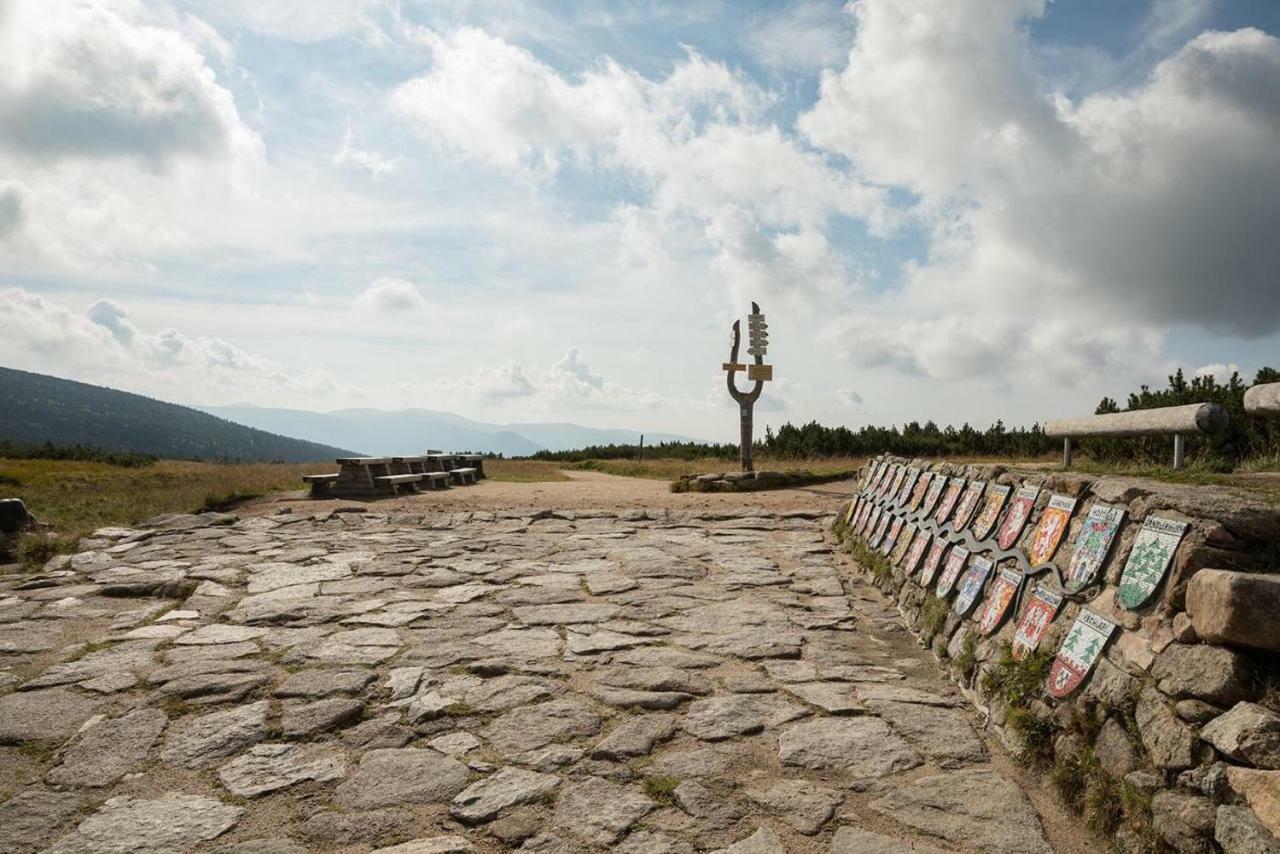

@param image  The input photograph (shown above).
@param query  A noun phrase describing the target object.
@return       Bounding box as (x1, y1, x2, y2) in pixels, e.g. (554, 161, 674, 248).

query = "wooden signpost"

(725, 302, 773, 472)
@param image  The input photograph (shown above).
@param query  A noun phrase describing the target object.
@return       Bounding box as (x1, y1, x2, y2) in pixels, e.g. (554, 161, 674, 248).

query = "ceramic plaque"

(1028, 494, 1078, 565)
(919, 474, 947, 517)
(1047, 609, 1117, 698)
(918, 539, 949, 587)
(908, 472, 933, 511)
(880, 517, 905, 555)
(971, 484, 1011, 541)
(903, 529, 932, 577)
(935, 546, 970, 597)
(899, 468, 922, 507)
(978, 567, 1023, 634)
(996, 486, 1040, 550)
(1012, 584, 1064, 661)
(1116, 517, 1188, 610)
(1065, 504, 1126, 593)
(868, 510, 890, 547)
(954, 556, 994, 617)
(853, 500, 872, 535)
(933, 478, 965, 525)
(951, 480, 986, 531)
(843, 498, 861, 527)
(890, 523, 917, 565)
(884, 466, 905, 499)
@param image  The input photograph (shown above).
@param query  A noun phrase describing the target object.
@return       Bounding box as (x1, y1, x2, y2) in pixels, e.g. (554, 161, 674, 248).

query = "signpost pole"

(724, 302, 771, 473)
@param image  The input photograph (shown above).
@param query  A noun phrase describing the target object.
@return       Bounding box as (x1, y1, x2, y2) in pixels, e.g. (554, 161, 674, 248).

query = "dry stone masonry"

(0, 503, 1084, 853)
(840, 456, 1280, 854)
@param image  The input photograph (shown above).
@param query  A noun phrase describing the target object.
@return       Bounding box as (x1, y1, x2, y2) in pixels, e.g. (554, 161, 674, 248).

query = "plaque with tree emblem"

(1028, 494, 1078, 565)
(919, 474, 947, 517)
(1012, 584, 1064, 661)
(918, 539, 949, 587)
(933, 478, 965, 526)
(951, 480, 986, 531)
(1047, 609, 1117, 698)
(1116, 517, 1188, 610)
(954, 556, 994, 617)
(996, 486, 1040, 550)
(903, 529, 932, 577)
(1064, 504, 1126, 593)
(971, 484, 1011, 541)
(978, 567, 1022, 634)
(880, 516, 905, 555)
(935, 545, 971, 597)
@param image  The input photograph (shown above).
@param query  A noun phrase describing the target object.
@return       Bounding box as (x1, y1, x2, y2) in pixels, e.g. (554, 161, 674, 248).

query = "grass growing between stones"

(1051, 748, 1166, 850)
(643, 776, 679, 805)
(953, 630, 979, 683)
(983, 645, 1052, 708)
(920, 596, 949, 641)
(847, 538, 895, 589)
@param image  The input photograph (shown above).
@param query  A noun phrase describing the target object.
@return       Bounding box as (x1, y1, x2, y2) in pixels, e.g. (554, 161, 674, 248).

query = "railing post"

(1062, 437, 1072, 468)
(1173, 434, 1186, 471)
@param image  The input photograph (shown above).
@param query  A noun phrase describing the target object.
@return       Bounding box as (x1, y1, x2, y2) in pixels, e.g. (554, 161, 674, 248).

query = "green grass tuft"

(643, 776, 679, 805)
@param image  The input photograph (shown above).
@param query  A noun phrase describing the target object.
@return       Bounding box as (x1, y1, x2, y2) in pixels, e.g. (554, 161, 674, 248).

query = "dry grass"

(567, 455, 866, 481)
(485, 459, 570, 483)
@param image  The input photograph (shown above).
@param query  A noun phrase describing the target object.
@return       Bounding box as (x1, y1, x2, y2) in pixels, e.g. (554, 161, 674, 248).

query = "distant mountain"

(199, 404, 701, 457)
(0, 367, 356, 462)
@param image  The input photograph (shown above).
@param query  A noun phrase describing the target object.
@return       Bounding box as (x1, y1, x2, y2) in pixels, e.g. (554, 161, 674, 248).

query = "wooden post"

(638, 434, 644, 462)
(1062, 437, 1072, 468)
(725, 303, 766, 473)
(1173, 434, 1186, 471)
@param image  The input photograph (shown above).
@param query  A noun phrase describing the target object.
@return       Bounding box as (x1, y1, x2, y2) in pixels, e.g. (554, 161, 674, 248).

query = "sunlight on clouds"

(354, 277, 426, 313)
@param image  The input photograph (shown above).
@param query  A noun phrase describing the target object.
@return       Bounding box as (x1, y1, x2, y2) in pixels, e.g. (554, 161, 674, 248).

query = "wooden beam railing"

(1045, 403, 1228, 470)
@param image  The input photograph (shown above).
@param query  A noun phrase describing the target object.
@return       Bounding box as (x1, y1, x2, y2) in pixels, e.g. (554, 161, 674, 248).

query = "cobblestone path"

(1, 507, 1064, 853)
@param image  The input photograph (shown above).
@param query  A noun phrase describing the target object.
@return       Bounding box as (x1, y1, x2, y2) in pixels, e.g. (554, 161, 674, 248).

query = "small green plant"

(848, 539, 894, 587)
(16, 533, 67, 571)
(953, 630, 979, 682)
(1050, 753, 1087, 812)
(920, 595, 949, 640)
(982, 644, 1052, 709)
(1006, 705, 1055, 767)
(197, 490, 262, 513)
(643, 776, 679, 805)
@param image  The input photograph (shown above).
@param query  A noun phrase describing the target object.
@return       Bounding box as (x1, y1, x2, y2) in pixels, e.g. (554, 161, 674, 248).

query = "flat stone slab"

(0, 688, 99, 744)
(451, 766, 560, 824)
(160, 700, 268, 768)
(334, 748, 470, 809)
(512, 603, 621, 624)
(828, 827, 951, 853)
(778, 716, 922, 778)
(46, 708, 167, 787)
(43, 793, 243, 853)
(553, 777, 654, 845)
(218, 743, 346, 797)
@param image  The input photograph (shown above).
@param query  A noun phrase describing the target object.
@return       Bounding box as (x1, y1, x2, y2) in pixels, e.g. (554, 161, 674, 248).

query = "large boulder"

(1152, 643, 1257, 707)
(1187, 570, 1280, 653)
(1203, 704, 1280, 770)
(0, 498, 32, 533)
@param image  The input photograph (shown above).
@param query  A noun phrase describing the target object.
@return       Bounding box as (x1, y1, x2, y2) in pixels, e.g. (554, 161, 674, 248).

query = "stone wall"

(835, 456, 1280, 854)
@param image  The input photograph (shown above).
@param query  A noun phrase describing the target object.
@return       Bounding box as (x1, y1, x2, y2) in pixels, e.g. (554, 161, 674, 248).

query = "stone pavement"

(1, 506, 1065, 853)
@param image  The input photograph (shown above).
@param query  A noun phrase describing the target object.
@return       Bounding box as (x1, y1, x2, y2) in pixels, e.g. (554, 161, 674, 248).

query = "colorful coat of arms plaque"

(934, 478, 965, 525)
(890, 523, 917, 565)
(996, 486, 1040, 550)
(978, 567, 1023, 634)
(1028, 494, 1078, 565)
(853, 500, 874, 535)
(1116, 517, 1188, 609)
(954, 556, 994, 617)
(919, 475, 947, 517)
(918, 539, 948, 587)
(868, 510, 890, 547)
(843, 498, 861, 527)
(1065, 504, 1126, 592)
(903, 529, 931, 576)
(881, 517, 905, 555)
(1047, 609, 1117, 698)
(951, 480, 986, 531)
(897, 468, 920, 506)
(1012, 584, 1064, 661)
(907, 471, 931, 511)
(935, 545, 971, 597)
(867, 461, 887, 493)
(884, 466, 904, 499)
(971, 484, 1011, 540)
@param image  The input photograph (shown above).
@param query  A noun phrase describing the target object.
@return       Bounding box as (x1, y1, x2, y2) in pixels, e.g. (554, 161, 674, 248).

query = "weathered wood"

(1045, 403, 1227, 438)
(1244, 382, 1280, 416)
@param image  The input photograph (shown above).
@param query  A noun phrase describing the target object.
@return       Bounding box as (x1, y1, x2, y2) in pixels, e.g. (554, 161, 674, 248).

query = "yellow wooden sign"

(748, 364, 773, 381)
(722, 362, 747, 372)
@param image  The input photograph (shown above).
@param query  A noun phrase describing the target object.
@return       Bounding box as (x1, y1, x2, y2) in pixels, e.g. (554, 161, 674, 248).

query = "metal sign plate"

(997, 486, 1041, 550)
(880, 517, 905, 555)
(920, 474, 947, 517)
(954, 556, 995, 617)
(747, 364, 772, 381)
(908, 472, 932, 511)
(1047, 609, 1118, 698)
(1116, 517, 1188, 610)
(722, 362, 747, 372)
(1028, 494, 1078, 565)
(978, 567, 1023, 634)
(1012, 584, 1064, 661)
(897, 468, 921, 506)
(890, 523, 917, 566)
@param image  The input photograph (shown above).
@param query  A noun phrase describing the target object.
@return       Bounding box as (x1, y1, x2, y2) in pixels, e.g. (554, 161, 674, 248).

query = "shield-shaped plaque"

(907, 471, 931, 511)
(867, 460, 887, 493)
(1012, 584, 1064, 661)
(978, 567, 1023, 634)
(868, 510, 890, 547)
(1065, 504, 1126, 593)
(1047, 609, 1118, 698)
(997, 486, 1040, 550)
(919, 474, 947, 517)
(954, 556, 994, 617)
(890, 523, 917, 565)
(951, 480, 986, 531)
(880, 517, 905, 555)
(971, 484, 1011, 541)
(918, 539, 949, 587)
(903, 529, 931, 577)
(1028, 494, 1078, 565)
(1116, 517, 1188, 610)
(857, 500, 878, 535)
(852, 501, 872, 535)
(935, 546, 971, 597)
(933, 478, 965, 525)
(883, 465, 904, 498)
(898, 468, 921, 507)
(843, 498, 861, 527)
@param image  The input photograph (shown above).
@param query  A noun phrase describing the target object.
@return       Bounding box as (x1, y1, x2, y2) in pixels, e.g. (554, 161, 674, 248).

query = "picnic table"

(303, 452, 483, 498)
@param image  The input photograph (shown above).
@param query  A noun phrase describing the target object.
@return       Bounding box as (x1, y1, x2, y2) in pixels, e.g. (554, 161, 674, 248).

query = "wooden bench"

(302, 473, 339, 497)
(448, 467, 478, 485)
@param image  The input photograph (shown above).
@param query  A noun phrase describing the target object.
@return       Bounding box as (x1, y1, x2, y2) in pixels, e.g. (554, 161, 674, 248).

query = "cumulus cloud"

(1194, 362, 1242, 383)
(837, 388, 864, 407)
(354, 277, 426, 313)
(333, 125, 400, 177)
(744, 1, 853, 73)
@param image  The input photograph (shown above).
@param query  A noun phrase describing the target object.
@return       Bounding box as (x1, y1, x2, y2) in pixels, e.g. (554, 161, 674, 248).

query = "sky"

(1, 0, 1279, 442)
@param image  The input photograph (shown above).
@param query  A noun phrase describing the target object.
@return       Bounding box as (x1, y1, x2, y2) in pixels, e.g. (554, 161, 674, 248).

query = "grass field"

(565, 456, 866, 481)
(486, 459, 570, 482)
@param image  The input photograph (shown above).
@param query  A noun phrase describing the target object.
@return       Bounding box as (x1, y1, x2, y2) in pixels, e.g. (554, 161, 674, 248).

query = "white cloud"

(177, 0, 388, 44)
(354, 277, 426, 313)
(837, 388, 863, 407)
(333, 125, 400, 177)
(1194, 362, 1241, 383)
(745, 0, 853, 73)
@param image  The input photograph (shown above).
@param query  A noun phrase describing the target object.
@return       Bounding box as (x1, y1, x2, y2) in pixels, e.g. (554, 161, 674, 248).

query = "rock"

(370, 836, 475, 853)
(0, 497, 32, 533)
(1226, 767, 1280, 838)
(481, 699, 602, 754)
(431, 731, 482, 756)
(778, 716, 921, 778)
(281, 697, 363, 737)
(1085, 656, 1141, 708)
(489, 807, 543, 844)
(451, 767, 560, 824)
(1173, 612, 1199, 643)
(173, 624, 268, 645)
(46, 708, 167, 787)
(1203, 703, 1280, 769)
(712, 827, 784, 854)
(273, 668, 375, 697)
(512, 603, 620, 625)
(1153, 643, 1257, 706)
(0, 687, 98, 744)
(1137, 686, 1197, 770)
(683, 695, 769, 740)
(1152, 791, 1216, 854)
(828, 827, 950, 854)
(615, 830, 695, 854)
(869, 768, 1053, 854)
(44, 793, 243, 853)
(1093, 717, 1141, 778)
(298, 808, 414, 845)
(595, 666, 713, 696)
(1187, 570, 1280, 652)
(1216, 805, 1280, 854)
(217, 743, 345, 797)
(0, 789, 82, 854)
(160, 700, 269, 768)
(553, 777, 653, 845)
(782, 681, 863, 714)
(671, 780, 742, 830)
(334, 748, 470, 809)
(221, 840, 310, 854)
(1178, 699, 1226, 724)
(864, 700, 984, 767)
(746, 779, 842, 834)
(591, 714, 677, 759)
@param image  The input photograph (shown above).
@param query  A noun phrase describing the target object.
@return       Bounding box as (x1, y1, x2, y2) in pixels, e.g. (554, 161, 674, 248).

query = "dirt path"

(0, 479, 1092, 853)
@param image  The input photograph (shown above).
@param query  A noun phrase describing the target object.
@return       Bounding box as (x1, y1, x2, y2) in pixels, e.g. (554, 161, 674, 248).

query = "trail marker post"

(723, 302, 773, 472)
